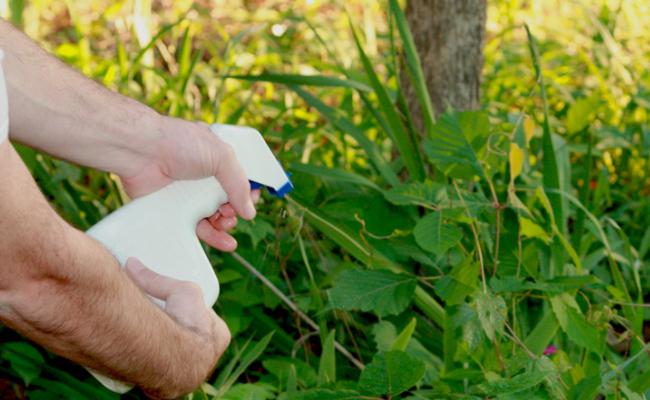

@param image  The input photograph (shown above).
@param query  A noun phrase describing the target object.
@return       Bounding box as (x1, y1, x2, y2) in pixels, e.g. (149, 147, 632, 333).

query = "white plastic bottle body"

(87, 177, 227, 306)
(85, 177, 228, 393)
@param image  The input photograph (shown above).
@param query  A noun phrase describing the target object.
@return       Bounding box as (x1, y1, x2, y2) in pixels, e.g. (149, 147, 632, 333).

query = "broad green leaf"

(2, 342, 44, 385)
(228, 73, 372, 91)
(221, 383, 276, 400)
(288, 198, 446, 327)
(519, 217, 551, 244)
(237, 218, 274, 249)
(329, 269, 417, 317)
(358, 351, 426, 396)
(384, 181, 448, 207)
(318, 331, 336, 386)
(550, 294, 604, 355)
(391, 318, 417, 352)
(435, 257, 479, 305)
(414, 211, 463, 256)
(424, 111, 489, 180)
(474, 357, 556, 395)
(473, 292, 507, 341)
(566, 96, 599, 134)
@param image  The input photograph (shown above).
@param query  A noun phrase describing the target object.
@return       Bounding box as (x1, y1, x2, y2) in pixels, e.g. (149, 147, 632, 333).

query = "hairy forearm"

(0, 19, 160, 177)
(0, 143, 216, 396)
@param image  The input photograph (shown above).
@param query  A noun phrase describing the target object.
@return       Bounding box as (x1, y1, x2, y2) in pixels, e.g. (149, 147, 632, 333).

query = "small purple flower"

(543, 344, 558, 356)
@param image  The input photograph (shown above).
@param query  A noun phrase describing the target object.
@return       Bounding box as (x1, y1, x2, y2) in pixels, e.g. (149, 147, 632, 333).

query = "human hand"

(119, 117, 260, 252)
(125, 257, 230, 397)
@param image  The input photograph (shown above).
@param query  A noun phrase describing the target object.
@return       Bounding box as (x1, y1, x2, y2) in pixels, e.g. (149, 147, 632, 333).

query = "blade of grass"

(227, 73, 372, 92)
(349, 18, 425, 181)
(389, 0, 436, 132)
(525, 25, 564, 232)
(290, 85, 399, 187)
(525, 25, 566, 280)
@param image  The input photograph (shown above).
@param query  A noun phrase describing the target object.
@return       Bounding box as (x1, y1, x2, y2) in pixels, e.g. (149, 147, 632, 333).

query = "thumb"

(125, 257, 178, 301)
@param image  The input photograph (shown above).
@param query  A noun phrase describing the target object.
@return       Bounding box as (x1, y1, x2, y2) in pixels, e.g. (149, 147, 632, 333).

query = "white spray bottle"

(85, 124, 293, 393)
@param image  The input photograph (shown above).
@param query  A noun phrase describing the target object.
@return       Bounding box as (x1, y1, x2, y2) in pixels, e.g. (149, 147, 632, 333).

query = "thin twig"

(231, 252, 365, 370)
(453, 181, 487, 293)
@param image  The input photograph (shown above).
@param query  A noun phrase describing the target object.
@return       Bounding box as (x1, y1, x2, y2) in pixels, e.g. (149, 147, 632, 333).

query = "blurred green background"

(1, 0, 650, 398)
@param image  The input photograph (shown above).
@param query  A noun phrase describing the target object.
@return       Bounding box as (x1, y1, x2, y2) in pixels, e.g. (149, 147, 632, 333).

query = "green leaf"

(291, 86, 399, 186)
(214, 332, 275, 396)
(2, 342, 44, 385)
(318, 331, 336, 386)
(384, 181, 448, 207)
(350, 20, 425, 181)
(221, 383, 275, 400)
(434, 257, 479, 305)
(423, 111, 489, 180)
(291, 163, 381, 191)
(329, 269, 417, 317)
(228, 73, 372, 91)
(293, 389, 362, 400)
(550, 294, 604, 355)
(566, 96, 599, 134)
(237, 218, 274, 249)
(289, 197, 446, 327)
(473, 291, 507, 341)
(474, 357, 556, 395)
(519, 217, 551, 244)
(388, 0, 436, 133)
(358, 351, 425, 396)
(414, 211, 463, 256)
(391, 318, 417, 352)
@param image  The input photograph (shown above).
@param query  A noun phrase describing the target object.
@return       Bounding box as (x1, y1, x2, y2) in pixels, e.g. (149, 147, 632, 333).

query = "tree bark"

(403, 0, 486, 124)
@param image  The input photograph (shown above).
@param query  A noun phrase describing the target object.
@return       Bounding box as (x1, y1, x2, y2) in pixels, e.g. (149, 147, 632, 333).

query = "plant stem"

(231, 252, 366, 370)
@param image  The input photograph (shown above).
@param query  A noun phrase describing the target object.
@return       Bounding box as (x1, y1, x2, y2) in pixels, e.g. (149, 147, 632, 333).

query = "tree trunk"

(403, 0, 486, 125)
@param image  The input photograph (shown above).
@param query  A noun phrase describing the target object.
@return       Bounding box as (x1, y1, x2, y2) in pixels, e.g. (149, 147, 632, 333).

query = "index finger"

(213, 139, 256, 220)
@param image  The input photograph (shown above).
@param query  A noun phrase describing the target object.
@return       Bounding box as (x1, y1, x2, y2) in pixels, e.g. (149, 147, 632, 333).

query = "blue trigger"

(249, 175, 293, 198)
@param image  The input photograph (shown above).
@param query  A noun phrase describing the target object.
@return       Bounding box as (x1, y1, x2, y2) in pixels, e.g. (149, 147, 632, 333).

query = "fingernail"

(245, 200, 256, 219)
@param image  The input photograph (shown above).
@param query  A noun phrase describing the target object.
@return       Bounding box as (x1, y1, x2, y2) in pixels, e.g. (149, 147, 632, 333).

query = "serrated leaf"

(358, 351, 425, 396)
(474, 357, 556, 395)
(435, 257, 479, 305)
(329, 269, 417, 317)
(384, 181, 448, 207)
(474, 291, 507, 341)
(414, 211, 462, 256)
(423, 111, 489, 180)
(550, 294, 604, 355)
